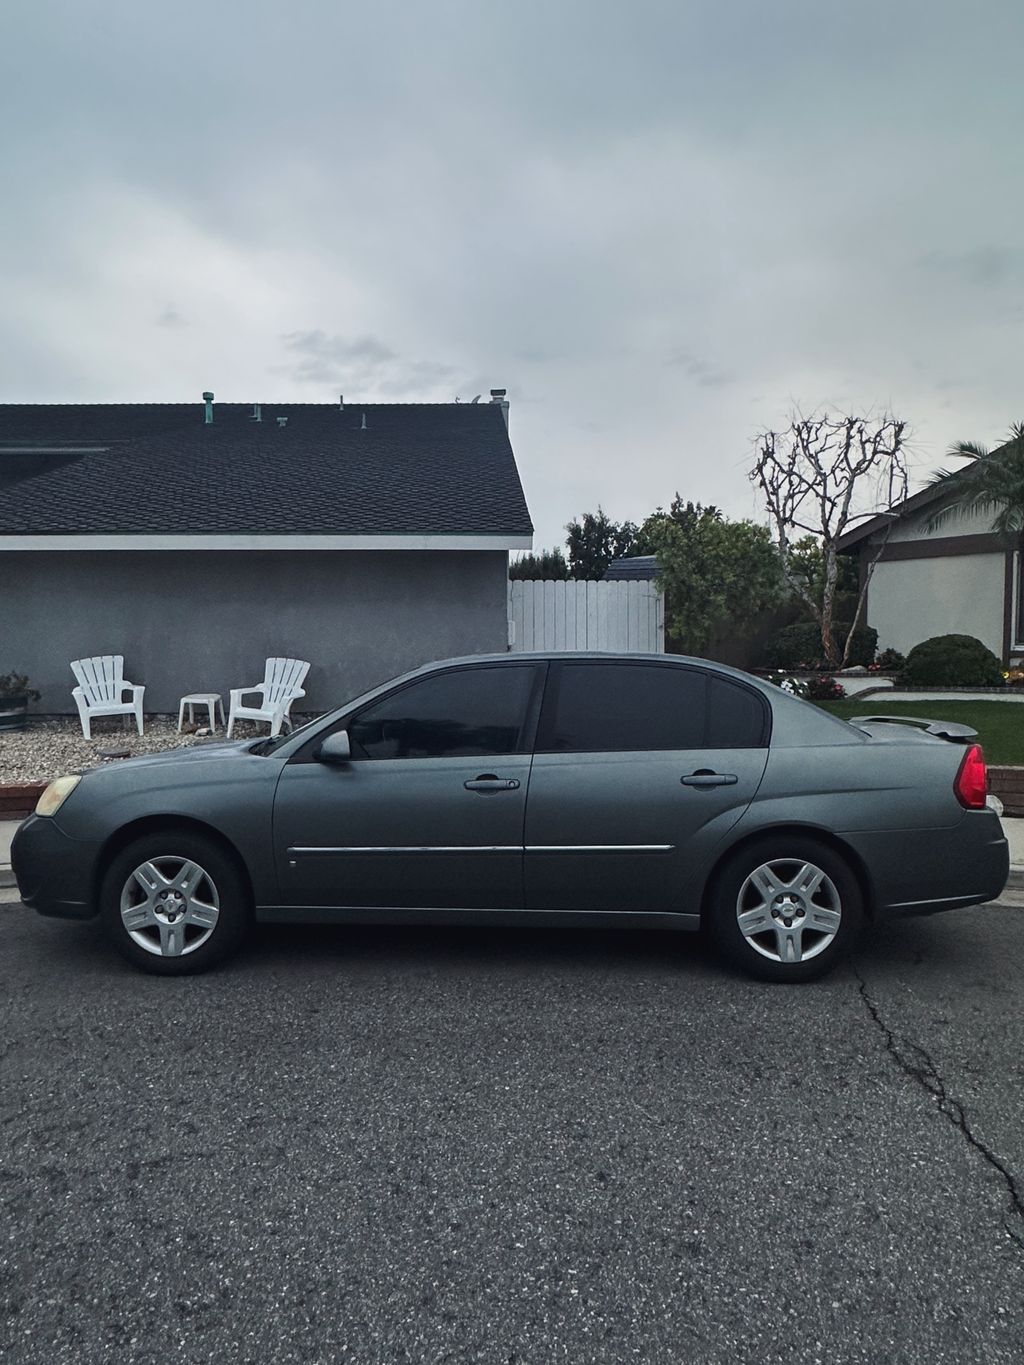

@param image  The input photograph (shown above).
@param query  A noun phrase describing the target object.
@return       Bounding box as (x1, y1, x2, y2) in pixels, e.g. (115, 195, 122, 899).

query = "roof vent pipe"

(361, 412, 367, 430)
(277, 415, 288, 428)
(203, 391, 214, 424)
(251, 403, 261, 422)
(339, 394, 344, 408)
(489, 388, 509, 430)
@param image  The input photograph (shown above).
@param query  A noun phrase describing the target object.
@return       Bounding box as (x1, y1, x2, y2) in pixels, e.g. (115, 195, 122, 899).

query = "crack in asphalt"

(855, 967, 1024, 1248)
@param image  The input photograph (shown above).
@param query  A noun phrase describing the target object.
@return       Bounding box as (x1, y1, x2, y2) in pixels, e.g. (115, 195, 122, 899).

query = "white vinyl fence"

(508, 579, 665, 653)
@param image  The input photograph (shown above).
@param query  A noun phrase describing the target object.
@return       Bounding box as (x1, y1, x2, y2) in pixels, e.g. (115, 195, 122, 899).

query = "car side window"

(538, 662, 706, 752)
(705, 675, 768, 747)
(348, 666, 537, 760)
(537, 662, 768, 752)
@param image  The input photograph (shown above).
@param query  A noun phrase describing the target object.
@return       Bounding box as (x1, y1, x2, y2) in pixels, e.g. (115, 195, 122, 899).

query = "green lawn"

(815, 699, 1024, 765)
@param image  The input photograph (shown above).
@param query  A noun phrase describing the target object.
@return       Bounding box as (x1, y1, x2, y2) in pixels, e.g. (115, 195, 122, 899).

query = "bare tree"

(751, 412, 909, 668)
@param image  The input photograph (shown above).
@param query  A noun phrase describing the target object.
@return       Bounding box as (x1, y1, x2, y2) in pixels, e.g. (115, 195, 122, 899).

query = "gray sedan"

(11, 653, 1009, 982)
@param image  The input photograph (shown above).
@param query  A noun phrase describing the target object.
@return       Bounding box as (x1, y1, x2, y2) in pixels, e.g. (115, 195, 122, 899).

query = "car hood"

(80, 739, 260, 775)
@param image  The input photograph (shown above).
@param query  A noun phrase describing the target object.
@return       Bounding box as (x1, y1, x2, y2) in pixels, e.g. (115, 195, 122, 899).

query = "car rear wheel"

(100, 831, 250, 975)
(708, 836, 863, 983)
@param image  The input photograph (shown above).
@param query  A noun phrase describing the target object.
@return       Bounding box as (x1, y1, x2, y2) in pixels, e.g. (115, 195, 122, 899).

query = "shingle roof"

(835, 434, 1019, 552)
(0, 402, 533, 538)
(603, 555, 659, 581)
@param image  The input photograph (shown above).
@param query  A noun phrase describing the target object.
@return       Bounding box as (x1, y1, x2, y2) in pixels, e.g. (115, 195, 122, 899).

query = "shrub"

(902, 634, 1004, 687)
(803, 675, 846, 701)
(0, 672, 40, 701)
(762, 622, 878, 670)
(876, 647, 906, 673)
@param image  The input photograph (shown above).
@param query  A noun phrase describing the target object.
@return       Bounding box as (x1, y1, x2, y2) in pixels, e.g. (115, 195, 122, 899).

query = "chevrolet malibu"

(12, 653, 1009, 982)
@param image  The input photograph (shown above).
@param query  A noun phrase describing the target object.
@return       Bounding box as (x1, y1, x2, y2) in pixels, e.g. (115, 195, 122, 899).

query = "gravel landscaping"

(0, 716, 278, 785)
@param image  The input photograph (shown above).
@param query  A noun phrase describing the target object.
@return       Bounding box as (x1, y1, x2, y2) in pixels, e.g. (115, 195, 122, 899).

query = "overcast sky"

(2, 1, 1023, 548)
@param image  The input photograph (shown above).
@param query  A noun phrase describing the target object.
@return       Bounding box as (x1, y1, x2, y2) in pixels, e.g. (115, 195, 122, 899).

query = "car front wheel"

(100, 830, 250, 975)
(708, 836, 863, 983)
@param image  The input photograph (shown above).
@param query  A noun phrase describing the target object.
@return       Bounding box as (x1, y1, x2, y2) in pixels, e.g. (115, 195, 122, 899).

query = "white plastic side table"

(177, 692, 226, 733)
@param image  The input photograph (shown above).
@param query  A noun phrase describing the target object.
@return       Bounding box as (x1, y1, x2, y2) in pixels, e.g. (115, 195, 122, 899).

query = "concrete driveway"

(1, 902, 1023, 1364)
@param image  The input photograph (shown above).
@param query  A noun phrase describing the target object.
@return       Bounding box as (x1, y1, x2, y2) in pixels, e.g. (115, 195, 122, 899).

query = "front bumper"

(11, 814, 102, 920)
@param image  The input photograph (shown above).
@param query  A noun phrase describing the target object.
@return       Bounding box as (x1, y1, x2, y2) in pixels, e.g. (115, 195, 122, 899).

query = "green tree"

(635, 496, 722, 553)
(926, 422, 1024, 543)
(509, 547, 570, 580)
(785, 534, 859, 607)
(565, 508, 639, 579)
(644, 514, 785, 654)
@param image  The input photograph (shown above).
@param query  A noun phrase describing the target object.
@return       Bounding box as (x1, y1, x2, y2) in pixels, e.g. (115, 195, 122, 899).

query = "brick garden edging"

(987, 768, 1024, 818)
(0, 783, 45, 820)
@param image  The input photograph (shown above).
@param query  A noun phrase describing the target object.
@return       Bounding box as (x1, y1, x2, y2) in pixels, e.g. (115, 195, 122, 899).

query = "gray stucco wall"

(1, 550, 510, 714)
(867, 554, 1005, 660)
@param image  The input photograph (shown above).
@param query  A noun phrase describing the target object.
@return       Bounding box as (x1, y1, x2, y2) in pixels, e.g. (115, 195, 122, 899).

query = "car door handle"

(464, 776, 521, 792)
(681, 771, 738, 788)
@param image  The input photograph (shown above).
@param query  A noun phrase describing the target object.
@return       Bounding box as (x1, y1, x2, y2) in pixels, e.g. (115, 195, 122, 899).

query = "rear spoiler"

(854, 715, 979, 743)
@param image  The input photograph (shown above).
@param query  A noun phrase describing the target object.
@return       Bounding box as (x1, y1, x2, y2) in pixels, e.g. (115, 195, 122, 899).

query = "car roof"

(424, 651, 761, 683)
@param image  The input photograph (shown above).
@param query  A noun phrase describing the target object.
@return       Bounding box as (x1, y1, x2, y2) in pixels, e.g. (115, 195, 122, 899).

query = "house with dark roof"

(0, 392, 533, 713)
(837, 474, 1019, 665)
(603, 555, 659, 582)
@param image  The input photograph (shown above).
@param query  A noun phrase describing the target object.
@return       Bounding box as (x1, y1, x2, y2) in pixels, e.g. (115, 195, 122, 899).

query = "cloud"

(919, 246, 1024, 289)
(665, 349, 733, 388)
(3, 0, 1024, 547)
(278, 331, 457, 395)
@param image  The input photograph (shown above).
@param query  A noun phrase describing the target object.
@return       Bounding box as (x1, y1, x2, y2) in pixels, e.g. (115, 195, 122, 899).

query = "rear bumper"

(11, 814, 101, 920)
(844, 810, 1009, 920)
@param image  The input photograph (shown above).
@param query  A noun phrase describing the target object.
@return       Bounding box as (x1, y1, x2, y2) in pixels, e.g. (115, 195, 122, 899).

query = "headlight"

(35, 775, 82, 817)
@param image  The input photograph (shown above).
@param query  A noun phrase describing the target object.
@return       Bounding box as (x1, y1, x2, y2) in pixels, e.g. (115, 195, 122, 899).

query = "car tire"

(707, 835, 863, 983)
(100, 830, 251, 975)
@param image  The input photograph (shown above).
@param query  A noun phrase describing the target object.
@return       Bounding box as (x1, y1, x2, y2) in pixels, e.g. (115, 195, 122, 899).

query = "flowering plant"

(803, 674, 846, 701)
(762, 670, 806, 695)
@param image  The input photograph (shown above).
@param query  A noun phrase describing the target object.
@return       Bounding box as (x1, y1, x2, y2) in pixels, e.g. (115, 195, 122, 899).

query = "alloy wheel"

(735, 858, 842, 965)
(119, 856, 221, 958)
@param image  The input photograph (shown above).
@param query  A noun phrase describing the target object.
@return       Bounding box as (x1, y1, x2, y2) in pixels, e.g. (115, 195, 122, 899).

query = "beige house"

(838, 484, 1018, 665)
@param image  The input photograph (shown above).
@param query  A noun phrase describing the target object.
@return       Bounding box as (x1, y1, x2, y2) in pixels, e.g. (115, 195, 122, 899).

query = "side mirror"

(317, 730, 351, 764)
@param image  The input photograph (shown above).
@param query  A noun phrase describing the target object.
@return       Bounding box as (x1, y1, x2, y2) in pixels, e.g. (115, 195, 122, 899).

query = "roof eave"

(835, 481, 954, 552)
(0, 533, 534, 552)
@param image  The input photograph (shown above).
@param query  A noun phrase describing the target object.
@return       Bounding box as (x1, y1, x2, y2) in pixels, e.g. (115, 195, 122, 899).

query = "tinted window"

(539, 663, 706, 752)
(349, 666, 535, 760)
(538, 663, 768, 752)
(706, 676, 768, 748)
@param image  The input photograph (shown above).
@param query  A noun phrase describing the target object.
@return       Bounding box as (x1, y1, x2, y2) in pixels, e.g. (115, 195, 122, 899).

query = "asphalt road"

(2, 901, 1024, 1365)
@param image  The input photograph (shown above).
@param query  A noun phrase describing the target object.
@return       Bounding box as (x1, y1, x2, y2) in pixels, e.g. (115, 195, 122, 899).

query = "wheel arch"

(94, 815, 255, 910)
(699, 823, 875, 926)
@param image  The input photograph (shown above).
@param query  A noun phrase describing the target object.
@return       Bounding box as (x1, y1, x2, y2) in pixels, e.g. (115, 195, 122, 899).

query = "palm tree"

(926, 422, 1024, 537)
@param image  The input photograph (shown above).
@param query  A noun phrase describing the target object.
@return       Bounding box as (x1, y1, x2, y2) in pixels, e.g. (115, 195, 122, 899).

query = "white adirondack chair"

(70, 655, 145, 739)
(227, 657, 310, 737)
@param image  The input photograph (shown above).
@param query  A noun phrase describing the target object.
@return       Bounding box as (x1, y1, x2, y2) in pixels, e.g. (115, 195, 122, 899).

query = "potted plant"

(0, 673, 42, 732)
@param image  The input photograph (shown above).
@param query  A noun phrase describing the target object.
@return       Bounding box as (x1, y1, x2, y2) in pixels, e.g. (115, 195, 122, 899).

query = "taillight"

(954, 743, 988, 809)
